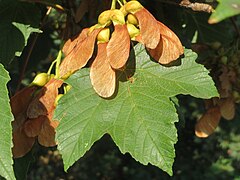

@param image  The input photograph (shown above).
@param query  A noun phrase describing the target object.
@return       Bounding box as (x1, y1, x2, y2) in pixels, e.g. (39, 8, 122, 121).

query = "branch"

(180, 0, 214, 13)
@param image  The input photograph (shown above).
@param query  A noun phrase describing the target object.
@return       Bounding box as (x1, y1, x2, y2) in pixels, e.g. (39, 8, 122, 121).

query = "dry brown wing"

(218, 96, 235, 120)
(23, 116, 46, 137)
(27, 79, 63, 119)
(62, 28, 89, 56)
(134, 8, 161, 49)
(90, 43, 116, 98)
(11, 86, 37, 130)
(59, 28, 102, 78)
(107, 24, 130, 69)
(148, 22, 183, 64)
(195, 107, 221, 138)
(12, 127, 35, 158)
(38, 119, 59, 147)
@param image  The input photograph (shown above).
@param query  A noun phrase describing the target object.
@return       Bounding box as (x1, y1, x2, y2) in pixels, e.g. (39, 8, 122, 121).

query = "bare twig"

(15, 8, 52, 93)
(230, 17, 240, 38)
(180, 0, 214, 13)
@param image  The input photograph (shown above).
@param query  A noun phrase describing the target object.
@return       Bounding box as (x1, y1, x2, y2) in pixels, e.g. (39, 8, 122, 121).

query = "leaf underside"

(0, 64, 15, 180)
(54, 44, 218, 175)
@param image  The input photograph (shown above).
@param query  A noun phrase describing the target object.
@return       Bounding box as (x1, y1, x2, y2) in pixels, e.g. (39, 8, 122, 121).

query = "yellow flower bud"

(127, 23, 140, 38)
(97, 28, 110, 43)
(127, 13, 138, 25)
(31, 73, 49, 86)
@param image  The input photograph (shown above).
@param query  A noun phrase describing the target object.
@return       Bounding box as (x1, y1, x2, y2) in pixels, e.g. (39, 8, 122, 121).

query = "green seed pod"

(125, 1, 143, 14)
(31, 73, 49, 86)
(127, 13, 138, 25)
(98, 10, 112, 26)
(110, 9, 125, 25)
(97, 28, 110, 43)
(127, 23, 140, 38)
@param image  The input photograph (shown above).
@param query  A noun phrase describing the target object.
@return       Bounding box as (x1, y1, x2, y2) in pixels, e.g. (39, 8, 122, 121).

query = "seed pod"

(97, 28, 110, 43)
(110, 9, 125, 25)
(127, 13, 138, 25)
(31, 73, 49, 86)
(98, 10, 112, 26)
(127, 23, 140, 38)
(125, 1, 143, 14)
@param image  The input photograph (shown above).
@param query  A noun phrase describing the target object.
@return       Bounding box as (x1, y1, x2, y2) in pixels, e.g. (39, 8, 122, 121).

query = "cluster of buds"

(59, 0, 184, 98)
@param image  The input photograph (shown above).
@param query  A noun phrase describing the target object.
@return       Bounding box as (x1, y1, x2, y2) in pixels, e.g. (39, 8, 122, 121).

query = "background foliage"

(1, 0, 240, 179)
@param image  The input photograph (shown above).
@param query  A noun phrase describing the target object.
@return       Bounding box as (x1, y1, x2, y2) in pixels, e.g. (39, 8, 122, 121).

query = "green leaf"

(0, 64, 15, 180)
(55, 44, 218, 175)
(0, 0, 41, 66)
(209, 0, 240, 24)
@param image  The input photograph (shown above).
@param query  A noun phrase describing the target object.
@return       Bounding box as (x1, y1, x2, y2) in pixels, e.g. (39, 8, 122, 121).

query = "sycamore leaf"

(209, 0, 240, 24)
(0, 0, 41, 66)
(0, 64, 16, 180)
(55, 44, 218, 175)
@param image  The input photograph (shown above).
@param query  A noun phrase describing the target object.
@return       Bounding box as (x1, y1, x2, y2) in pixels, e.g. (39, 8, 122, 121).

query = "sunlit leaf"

(55, 44, 218, 175)
(209, 0, 240, 24)
(0, 64, 16, 180)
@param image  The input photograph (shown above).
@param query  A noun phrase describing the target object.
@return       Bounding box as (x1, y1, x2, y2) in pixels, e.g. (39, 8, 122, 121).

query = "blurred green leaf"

(54, 44, 218, 176)
(0, 64, 15, 180)
(0, 0, 41, 66)
(209, 0, 240, 24)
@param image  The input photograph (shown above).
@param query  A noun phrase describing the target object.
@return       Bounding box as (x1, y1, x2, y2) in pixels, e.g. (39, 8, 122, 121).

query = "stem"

(15, 7, 52, 93)
(117, 0, 123, 7)
(55, 50, 62, 78)
(122, 0, 127, 4)
(111, 0, 117, 9)
(47, 60, 57, 75)
(16, 34, 38, 92)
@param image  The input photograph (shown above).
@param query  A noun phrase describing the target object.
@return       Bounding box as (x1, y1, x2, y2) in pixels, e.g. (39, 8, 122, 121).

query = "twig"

(230, 17, 240, 38)
(180, 0, 214, 13)
(15, 8, 52, 93)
